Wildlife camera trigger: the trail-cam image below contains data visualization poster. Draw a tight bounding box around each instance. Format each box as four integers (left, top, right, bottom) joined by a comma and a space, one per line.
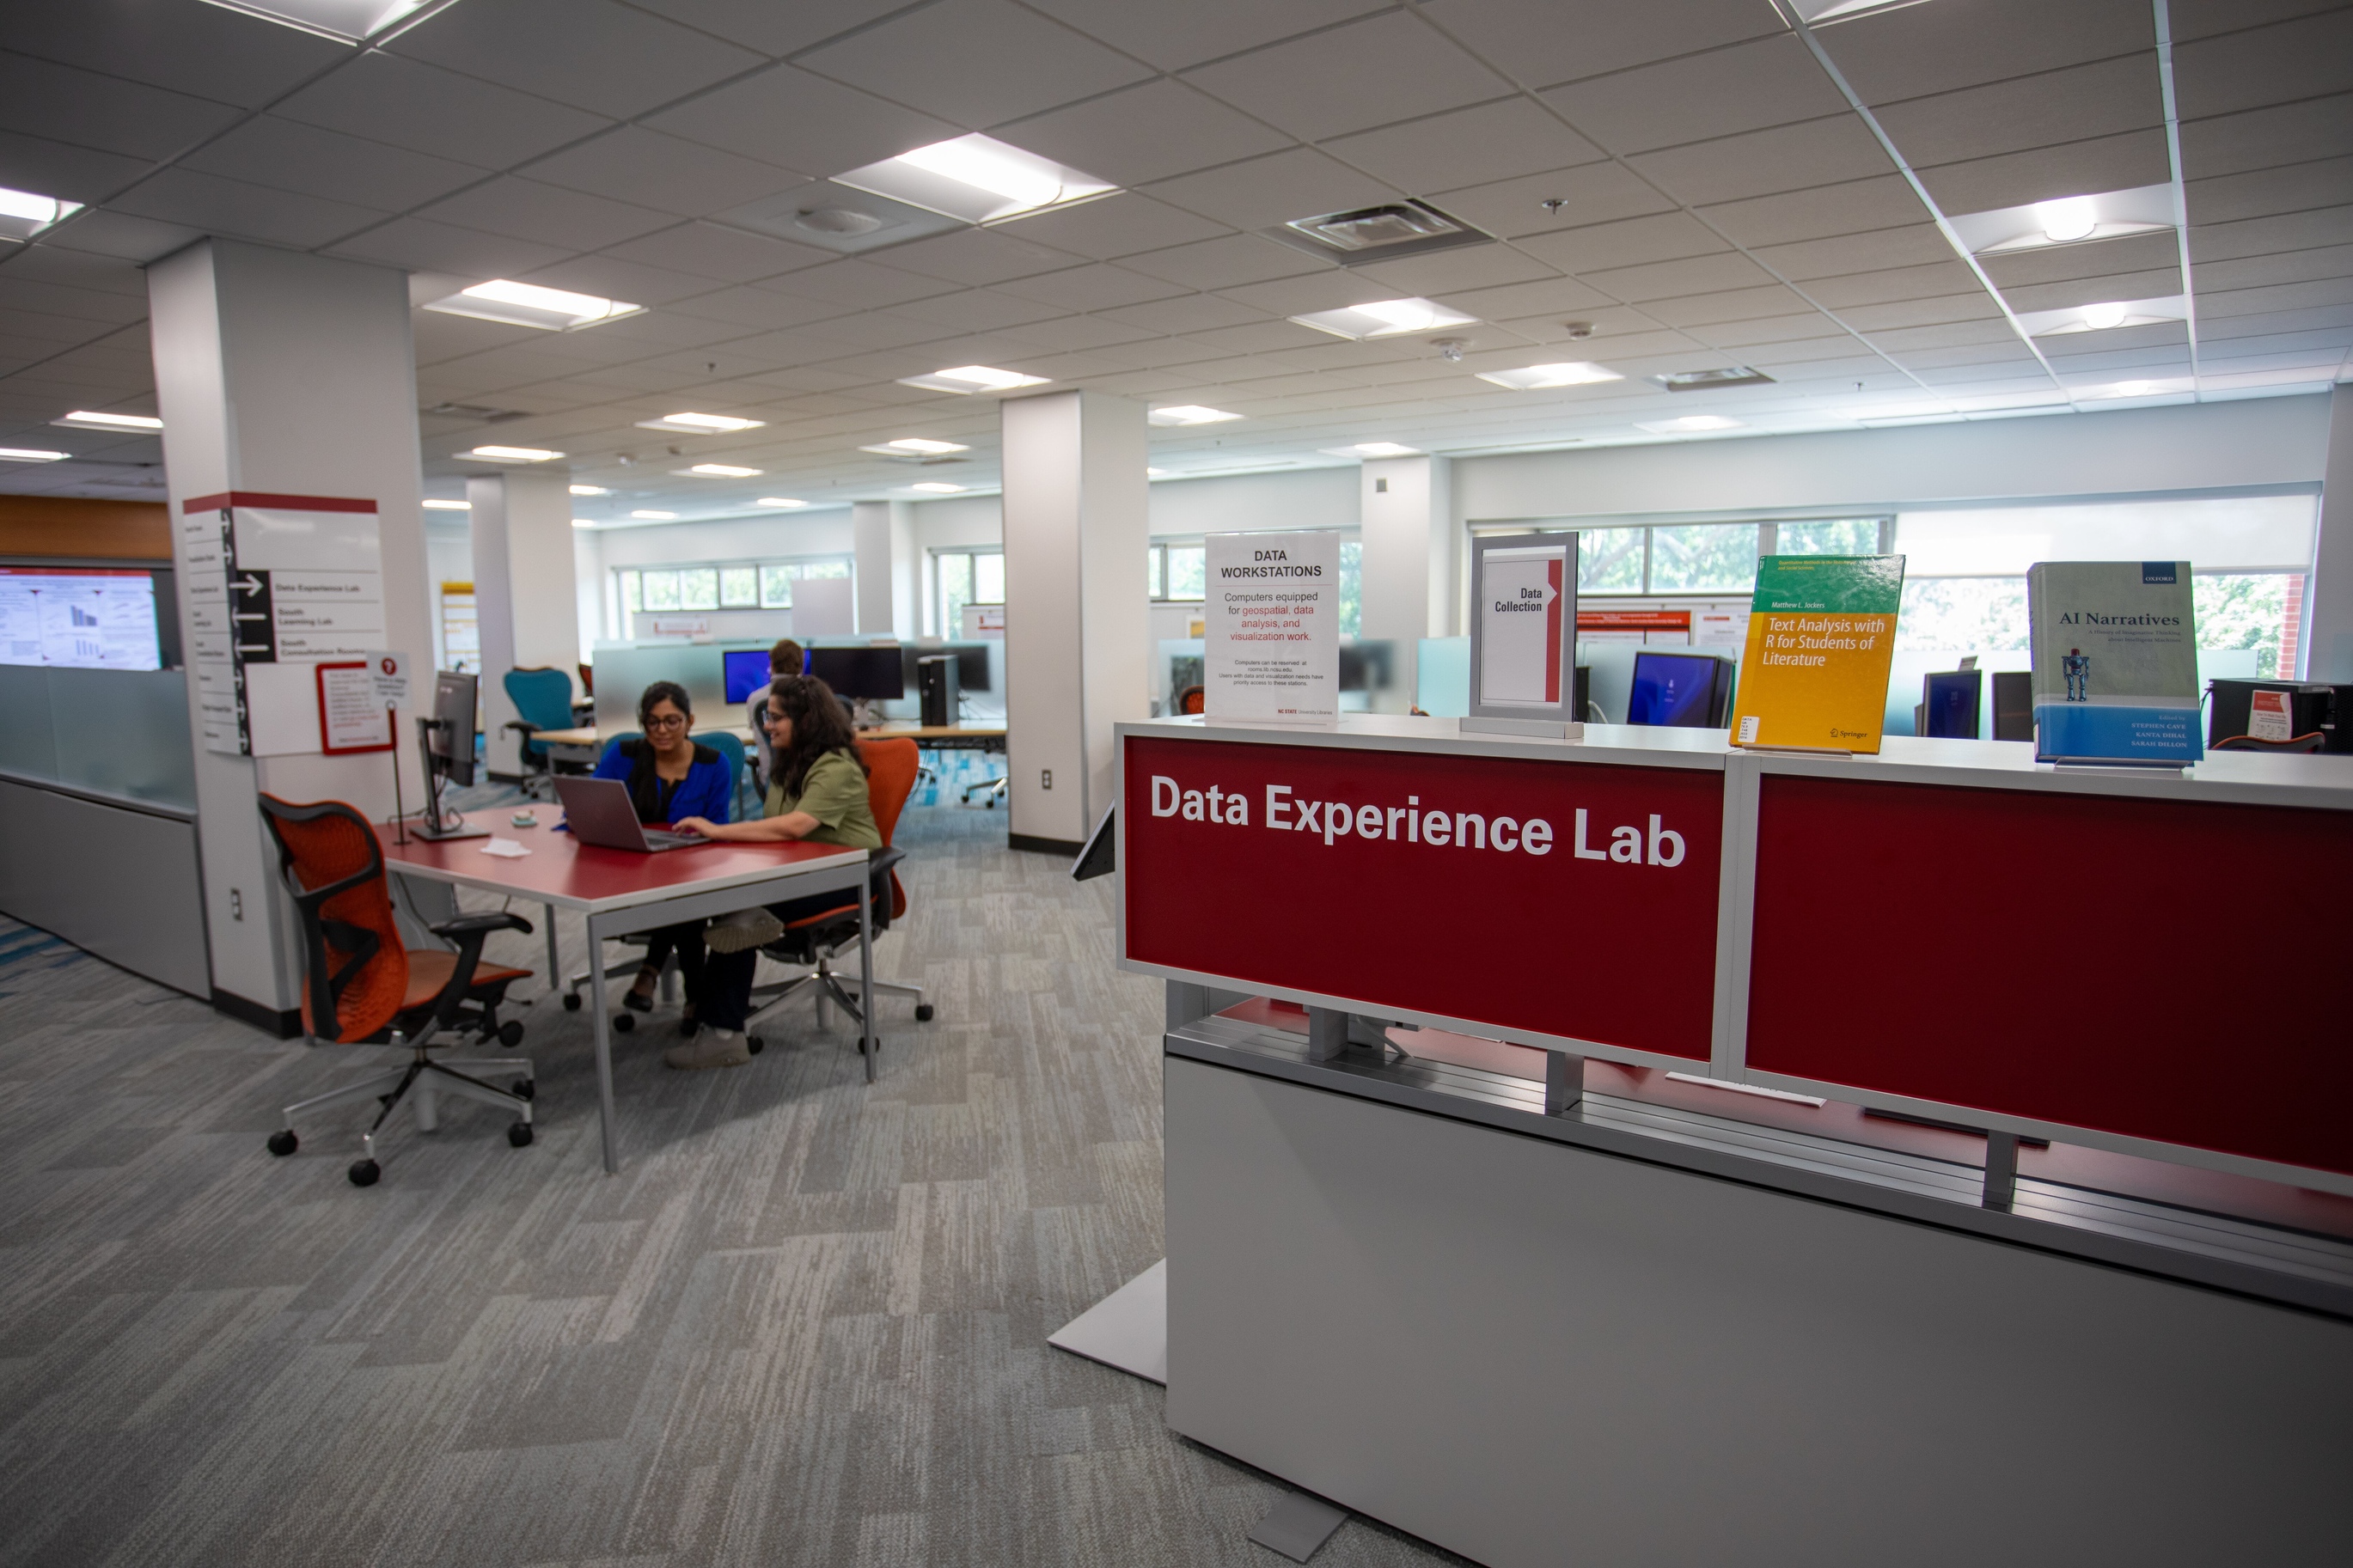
0, 568, 162, 670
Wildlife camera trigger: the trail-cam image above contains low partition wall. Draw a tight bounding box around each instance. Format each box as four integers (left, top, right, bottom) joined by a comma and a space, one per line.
1120, 716, 2353, 1195
0, 776, 208, 996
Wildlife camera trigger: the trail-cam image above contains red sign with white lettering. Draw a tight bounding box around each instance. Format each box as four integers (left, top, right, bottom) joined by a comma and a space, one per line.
1123, 735, 1723, 1059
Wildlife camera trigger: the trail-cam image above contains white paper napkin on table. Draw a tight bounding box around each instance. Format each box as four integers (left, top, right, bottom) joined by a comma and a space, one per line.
480, 837, 531, 858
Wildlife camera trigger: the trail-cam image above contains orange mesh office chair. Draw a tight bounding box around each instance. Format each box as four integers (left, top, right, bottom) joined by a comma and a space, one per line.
258, 795, 539, 1186
744, 737, 932, 1080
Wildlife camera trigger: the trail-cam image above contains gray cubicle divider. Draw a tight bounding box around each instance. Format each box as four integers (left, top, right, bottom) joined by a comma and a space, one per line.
0, 777, 209, 996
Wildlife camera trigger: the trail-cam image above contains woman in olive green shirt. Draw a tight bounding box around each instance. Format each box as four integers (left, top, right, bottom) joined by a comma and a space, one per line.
670, 674, 879, 1069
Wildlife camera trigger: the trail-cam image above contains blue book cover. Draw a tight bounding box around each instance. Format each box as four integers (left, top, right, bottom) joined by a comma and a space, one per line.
2026, 561, 2203, 765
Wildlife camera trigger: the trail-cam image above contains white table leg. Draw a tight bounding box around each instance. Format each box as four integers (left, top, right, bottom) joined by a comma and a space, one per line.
588, 917, 619, 1173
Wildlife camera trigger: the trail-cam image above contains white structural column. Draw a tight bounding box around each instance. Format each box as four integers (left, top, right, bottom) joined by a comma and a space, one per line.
150, 239, 432, 1029
1359, 455, 1457, 711
1000, 390, 1149, 851
852, 499, 916, 637
2307, 384, 2353, 680
470, 469, 583, 775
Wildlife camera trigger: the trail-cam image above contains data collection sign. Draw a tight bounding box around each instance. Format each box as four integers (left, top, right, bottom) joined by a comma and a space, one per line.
1467, 533, 1579, 736
1204, 529, 1340, 727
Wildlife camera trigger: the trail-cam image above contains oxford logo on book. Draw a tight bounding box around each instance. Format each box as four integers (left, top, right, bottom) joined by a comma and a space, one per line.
1147, 776, 1685, 868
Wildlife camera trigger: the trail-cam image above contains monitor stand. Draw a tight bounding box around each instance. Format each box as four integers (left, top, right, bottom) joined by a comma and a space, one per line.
407, 741, 487, 840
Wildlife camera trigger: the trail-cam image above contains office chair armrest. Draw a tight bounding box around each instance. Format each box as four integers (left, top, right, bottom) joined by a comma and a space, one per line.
869, 845, 905, 878
502, 719, 541, 739
431, 911, 535, 939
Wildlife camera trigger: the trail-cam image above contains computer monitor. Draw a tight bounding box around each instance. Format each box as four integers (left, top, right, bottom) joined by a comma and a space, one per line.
1921, 669, 1983, 739
807, 644, 906, 700
1338, 641, 1395, 694
429, 669, 477, 787
723, 648, 773, 705
901, 641, 993, 695
1625, 652, 1728, 729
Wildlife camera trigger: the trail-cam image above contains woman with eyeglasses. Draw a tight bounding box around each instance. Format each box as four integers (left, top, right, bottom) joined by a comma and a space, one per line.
590, 680, 735, 1022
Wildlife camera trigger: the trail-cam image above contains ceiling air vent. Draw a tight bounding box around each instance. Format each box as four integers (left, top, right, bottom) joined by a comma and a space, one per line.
423, 401, 525, 422
1266, 199, 1493, 265
1655, 367, 1775, 392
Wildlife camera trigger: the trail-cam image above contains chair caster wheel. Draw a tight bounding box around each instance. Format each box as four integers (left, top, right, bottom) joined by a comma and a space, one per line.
348, 1159, 381, 1187
746, 1036, 764, 1055
561, 993, 581, 1012
857, 1035, 871, 1056
914, 1004, 935, 1022
498, 1020, 525, 1047
267, 1130, 297, 1157
508, 1122, 534, 1148
512, 1079, 534, 1101
614, 1013, 634, 1033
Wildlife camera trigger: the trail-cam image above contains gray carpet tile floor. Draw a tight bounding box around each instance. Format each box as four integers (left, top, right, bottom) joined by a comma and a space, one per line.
0, 804, 1462, 1568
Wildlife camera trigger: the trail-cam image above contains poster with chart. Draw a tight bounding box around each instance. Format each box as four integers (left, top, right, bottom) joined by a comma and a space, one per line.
182, 492, 383, 756
0, 568, 161, 669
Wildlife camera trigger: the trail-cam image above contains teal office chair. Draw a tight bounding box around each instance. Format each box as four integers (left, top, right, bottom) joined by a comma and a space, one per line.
502, 667, 578, 801
695, 728, 752, 822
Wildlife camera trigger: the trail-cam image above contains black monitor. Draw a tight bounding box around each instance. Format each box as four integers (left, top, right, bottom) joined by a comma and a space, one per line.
1625, 652, 1729, 729
723, 648, 774, 704
1339, 641, 1394, 693
807, 644, 906, 700
1921, 669, 1983, 739
902, 641, 993, 694
429, 669, 477, 787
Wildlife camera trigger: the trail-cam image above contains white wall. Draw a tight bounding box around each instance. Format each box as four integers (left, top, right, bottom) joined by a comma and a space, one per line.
1150, 465, 1359, 536
1453, 396, 2334, 525
425, 522, 472, 668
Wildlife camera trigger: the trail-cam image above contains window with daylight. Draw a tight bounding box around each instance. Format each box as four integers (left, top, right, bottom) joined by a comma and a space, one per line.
934, 546, 1003, 637
612, 554, 852, 637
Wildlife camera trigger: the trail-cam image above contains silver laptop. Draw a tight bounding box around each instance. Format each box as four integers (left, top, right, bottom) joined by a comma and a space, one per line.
553, 776, 708, 852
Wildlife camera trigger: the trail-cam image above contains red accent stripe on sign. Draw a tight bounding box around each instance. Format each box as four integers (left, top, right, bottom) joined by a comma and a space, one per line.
1543, 558, 1562, 705
182, 491, 378, 515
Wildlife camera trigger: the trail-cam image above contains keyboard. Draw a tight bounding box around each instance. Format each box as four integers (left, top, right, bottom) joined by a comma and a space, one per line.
644, 828, 705, 849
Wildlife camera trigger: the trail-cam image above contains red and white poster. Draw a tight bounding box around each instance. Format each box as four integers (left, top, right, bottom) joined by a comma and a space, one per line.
1478, 546, 1566, 706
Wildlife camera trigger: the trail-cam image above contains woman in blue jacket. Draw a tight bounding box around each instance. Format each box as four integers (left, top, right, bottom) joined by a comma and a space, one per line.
593, 680, 734, 1021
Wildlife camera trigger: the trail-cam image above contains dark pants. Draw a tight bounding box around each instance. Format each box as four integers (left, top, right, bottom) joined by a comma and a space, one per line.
694, 889, 858, 1032
637, 923, 706, 1005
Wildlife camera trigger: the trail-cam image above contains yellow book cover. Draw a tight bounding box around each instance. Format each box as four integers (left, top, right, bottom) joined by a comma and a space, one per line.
1729, 555, 1907, 753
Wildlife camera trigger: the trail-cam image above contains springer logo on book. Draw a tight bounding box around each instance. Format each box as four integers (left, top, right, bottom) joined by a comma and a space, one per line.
2026, 560, 2203, 765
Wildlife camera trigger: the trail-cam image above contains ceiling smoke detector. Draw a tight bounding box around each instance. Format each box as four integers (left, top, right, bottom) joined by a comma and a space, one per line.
1267, 199, 1492, 265
1432, 339, 1469, 363
1655, 367, 1775, 392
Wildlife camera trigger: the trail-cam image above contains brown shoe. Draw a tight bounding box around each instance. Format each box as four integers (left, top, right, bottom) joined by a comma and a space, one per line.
663, 1028, 752, 1071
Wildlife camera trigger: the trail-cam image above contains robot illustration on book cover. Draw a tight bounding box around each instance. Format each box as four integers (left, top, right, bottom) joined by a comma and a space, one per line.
2062, 647, 2091, 700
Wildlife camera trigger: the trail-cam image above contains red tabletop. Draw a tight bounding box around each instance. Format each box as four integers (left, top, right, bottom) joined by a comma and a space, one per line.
376, 817, 865, 912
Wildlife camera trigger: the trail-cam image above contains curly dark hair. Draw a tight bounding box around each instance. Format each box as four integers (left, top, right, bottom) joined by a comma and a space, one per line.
636, 680, 694, 728
764, 674, 868, 795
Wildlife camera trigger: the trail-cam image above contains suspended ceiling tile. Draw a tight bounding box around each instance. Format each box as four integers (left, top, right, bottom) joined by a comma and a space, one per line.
1097, 293, 1271, 335
0, 52, 241, 165
1912, 128, 2173, 216
798, 0, 1152, 131
1008, 314, 1167, 351
662, 284, 845, 329
1022, 0, 1386, 73
1748, 223, 1954, 281
419, 177, 677, 253
2197, 243, 2353, 292
110, 167, 388, 249
1320, 99, 1604, 199
1977, 230, 2182, 289
1540, 34, 1848, 157
1142, 147, 1403, 232
521, 127, 809, 218
1874, 56, 2164, 172
884, 289, 1071, 333
1800, 260, 1984, 309
3, 1, 347, 108
871, 228, 1089, 288
991, 263, 1188, 312
0, 278, 145, 331
2185, 155, 2353, 226
1641, 283, 1815, 328
1213, 272, 1396, 316
1699, 174, 1931, 247
504, 255, 718, 309
2181, 94, 2353, 185
993, 79, 1290, 190
1117, 232, 1335, 291
180, 117, 486, 213
386, 0, 763, 120
1999, 266, 2185, 314
1583, 252, 1781, 303
645, 64, 958, 180
326, 217, 576, 279
2191, 303, 2353, 339
1354, 244, 1560, 297
603, 223, 832, 284
0, 245, 150, 296
756, 259, 962, 309
1511, 212, 1729, 276
1422, 273, 1616, 322
2197, 275, 2353, 318
1418, 0, 1787, 92
1862, 318, 2022, 351
277, 52, 613, 168
991, 193, 1232, 262
2191, 206, 2353, 265
1830, 292, 2004, 332
1696, 312, 1861, 348
0, 129, 155, 206
1432, 162, 1678, 242
1631, 115, 1897, 209
40, 210, 201, 265
622, 0, 914, 57
1182, 12, 1513, 143
1813, 0, 2153, 106
2173, 8, 2353, 121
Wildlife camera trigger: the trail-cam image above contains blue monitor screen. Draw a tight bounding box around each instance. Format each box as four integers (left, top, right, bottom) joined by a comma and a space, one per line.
1626, 652, 1721, 728
1922, 670, 1981, 739
723, 649, 773, 704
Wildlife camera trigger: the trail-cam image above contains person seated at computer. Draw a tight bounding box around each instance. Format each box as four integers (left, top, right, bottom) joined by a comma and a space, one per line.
594, 680, 735, 1020
749, 638, 804, 785
668, 674, 879, 1070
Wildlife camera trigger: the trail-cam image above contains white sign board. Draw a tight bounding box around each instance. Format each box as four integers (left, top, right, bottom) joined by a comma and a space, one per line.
1467, 533, 1580, 737
1204, 529, 1340, 727
365, 649, 410, 709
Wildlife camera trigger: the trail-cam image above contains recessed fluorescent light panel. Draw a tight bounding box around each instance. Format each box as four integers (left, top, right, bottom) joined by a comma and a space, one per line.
909, 482, 965, 494
1654, 367, 1774, 392
55, 411, 163, 431
0, 448, 68, 462
1291, 298, 1477, 341
1788, 0, 1928, 21
898, 366, 1050, 394
1476, 363, 1623, 390
631, 509, 678, 521
196, 0, 455, 43
1947, 183, 2178, 255
1635, 415, 1742, 434
1147, 467, 1170, 478
465, 445, 564, 462
756, 497, 807, 509
569, 484, 608, 496
834, 134, 1113, 225
2016, 295, 2190, 337
0, 186, 83, 241
636, 412, 766, 434
684, 463, 762, 478
424, 279, 641, 332
421, 498, 469, 510
1148, 406, 1242, 425
571, 518, 596, 529
1267, 199, 1492, 265
1321, 442, 1421, 458
859, 438, 970, 455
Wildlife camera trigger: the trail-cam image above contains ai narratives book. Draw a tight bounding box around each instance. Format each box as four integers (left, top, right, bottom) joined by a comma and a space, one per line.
2026, 561, 2203, 765
1728, 555, 1906, 754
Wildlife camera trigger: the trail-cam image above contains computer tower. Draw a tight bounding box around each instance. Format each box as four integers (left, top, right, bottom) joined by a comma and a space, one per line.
2208, 678, 2350, 751
1574, 665, 1591, 723
917, 653, 959, 728
1991, 670, 2033, 742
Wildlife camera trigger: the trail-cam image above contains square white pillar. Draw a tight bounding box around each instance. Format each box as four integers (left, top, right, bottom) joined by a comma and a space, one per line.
1001, 390, 1148, 851
2306, 384, 2353, 680
853, 499, 917, 638
470, 469, 582, 774
1360, 455, 1457, 711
